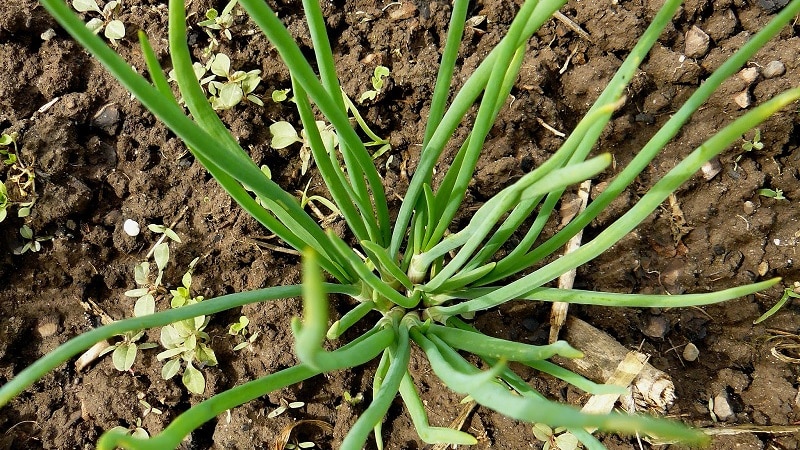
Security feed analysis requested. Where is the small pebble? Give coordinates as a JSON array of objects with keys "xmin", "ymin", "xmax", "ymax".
[
  {"xmin": 640, "ymin": 315, "xmax": 670, "ymax": 339},
  {"xmin": 41, "ymin": 28, "xmax": 56, "ymax": 41},
  {"xmin": 684, "ymin": 26, "xmax": 710, "ymax": 58},
  {"xmin": 37, "ymin": 315, "xmax": 61, "ymax": 338},
  {"xmin": 91, "ymin": 103, "xmax": 121, "ymax": 135},
  {"xmin": 758, "ymin": 261, "xmax": 769, "ymax": 276},
  {"xmin": 123, "ymin": 219, "xmax": 140, "ymax": 237},
  {"xmin": 701, "ymin": 158, "xmax": 722, "ymax": 180},
  {"xmin": 734, "ymin": 90, "xmax": 752, "ymax": 108},
  {"xmin": 682, "ymin": 343, "xmax": 699, "ymax": 361},
  {"xmin": 389, "ymin": 2, "xmax": 416, "ymax": 20},
  {"xmin": 713, "ymin": 392, "xmax": 735, "ymax": 420},
  {"xmin": 743, "ymin": 201, "xmax": 755, "ymax": 215},
  {"xmin": 762, "ymin": 60, "xmax": 786, "ymax": 79},
  {"xmin": 757, "ymin": 0, "xmax": 790, "ymax": 13},
  {"xmin": 738, "ymin": 67, "xmax": 759, "ymax": 84}
]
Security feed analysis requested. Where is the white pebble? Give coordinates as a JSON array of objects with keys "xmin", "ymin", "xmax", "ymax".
[
  {"xmin": 683, "ymin": 343, "xmax": 700, "ymax": 361},
  {"xmin": 123, "ymin": 219, "xmax": 140, "ymax": 237}
]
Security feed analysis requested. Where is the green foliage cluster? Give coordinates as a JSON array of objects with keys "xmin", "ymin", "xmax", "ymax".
[
  {"xmin": 71, "ymin": 0, "xmax": 125, "ymax": 45},
  {"xmin": 0, "ymin": 132, "xmax": 36, "ymax": 224},
  {"xmin": 5, "ymin": 1, "xmax": 800, "ymax": 449}
]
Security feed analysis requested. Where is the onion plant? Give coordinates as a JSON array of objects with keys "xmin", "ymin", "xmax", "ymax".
[{"xmin": 5, "ymin": 0, "xmax": 800, "ymax": 448}]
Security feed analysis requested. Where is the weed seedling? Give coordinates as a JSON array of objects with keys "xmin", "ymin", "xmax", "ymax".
[
  {"xmin": 341, "ymin": 391, "xmax": 364, "ymax": 406},
  {"xmin": 267, "ymin": 398, "xmax": 305, "ymax": 419},
  {"xmin": 197, "ymin": 0, "xmax": 240, "ymax": 54},
  {"xmin": 757, "ymin": 187, "xmax": 786, "ymax": 200},
  {"xmin": 157, "ymin": 261, "xmax": 216, "ymax": 394},
  {"xmin": 108, "ymin": 419, "xmax": 149, "ymax": 440},
  {"xmin": 742, "ymin": 128, "xmax": 764, "ymax": 152},
  {"xmin": 124, "ymin": 243, "xmax": 169, "ymax": 315},
  {"xmin": 270, "ymin": 120, "xmax": 337, "ymax": 175},
  {"xmin": 71, "ymin": 0, "xmax": 125, "ymax": 45},
  {"xmin": 272, "ymin": 88, "xmax": 291, "ymax": 102},
  {"xmin": 228, "ymin": 315, "xmax": 260, "ymax": 351},
  {"xmin": 735, "ymin": 128, "xmax": 765, "ymax": 170},
  {"xmin": 137, "ymin": 392, "xmax": 163, "ymax": 418},
  {"xmin": 207, "ymin": 53, "xmax": 263, "ymax": 109},
  {"xmin": 99, "ymin": 329, "xmax": 158, "ymax": 372},
  {"xmin": 0, "ymin": 133, "xmax": 18, "ymax": 165},
  {"xmin": 754, "ymin": 281, "xmax": 800, "ymax": 324},
  {"xmin": 358, "ymin": 65, "xmax": 390, "ymax": 103},
  {"xmin": 157, "ymin": 308, "xmax": 217, "ymax": 394},
  {"xmin": 13, "ymin": 225, "xmax": 52, "ymax": 255},
  {"xmin": 0, "ymin": 183, "xmax": 8, "ymax": 223},
  {"xmin": 1, "ymin": 132, "xmax": 36, "ymax": 198},
  {"xmin": 298, "ymin": 180, "xmax": 341, "ymax": 225},
  {"xmin": 533, "ymin": 423, "xmax": 581, "ymax": 450}
]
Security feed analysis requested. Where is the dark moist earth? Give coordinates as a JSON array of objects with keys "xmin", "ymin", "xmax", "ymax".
[{"xmin": 1, "ymin": 0, "xmax": 800, "ymax": 449}]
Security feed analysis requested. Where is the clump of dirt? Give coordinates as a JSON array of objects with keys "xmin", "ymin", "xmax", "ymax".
[{"xmin": 1, "ymin": 0, "xmax": 799, "ymax": 449}]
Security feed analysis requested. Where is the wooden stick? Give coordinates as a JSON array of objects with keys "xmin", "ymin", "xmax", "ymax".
[
  {"xmin": 553, "ymin": 316, "xmax": 675, "ymax": 415},
  {"xmin": 549, "ymin": 179, "xmax": 592, "ymax": 344}
]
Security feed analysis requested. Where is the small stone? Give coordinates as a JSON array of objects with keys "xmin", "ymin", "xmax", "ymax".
[
  {"xmin": 91, "ymin": 103, "xmax": 121, "ymax": 135},
  {"xmin": 41, "ymin": 28, "xmax": 56, "ymax": 41},
  {"xmin": 701, "ymin": 158, "xmax": 722, "ymax": 180},
  {"xmin": 743, "ymin": 201, "xmax": 755, "ymax": 215},
  {"xmin": 684, "ymin": 26, "xmax": 710, "ymax": 58},
  {"xmin": 738, "ymin": 67, "xmax": 759, "ymax": 84},
  {"xmin": 37, "ymin": 315, "xmax": 61, "ymax": 338},
  {"xmin": 734, "ymin": 90, "xmax": 752, "ymax": 109},
  {"xmin": 762, "ymin": 60, "xmax": 786, "ymax": 79},
  {"xmin": 713, "ymin": 392, "xmax": 735, "ymax": 420},
  {"xmin": 640, "ymin": 315, "xmax": 670, "ymax": 339},
  {"xmin": 389, "ymin": 2, "xmax": 416, "ymax": 20},
  {"xmin": 757, "ymin": 0, "xmax": 790, "ymax": 13},
  {"xmin": 683, "ymin": 343, "xmax": 700, "ymax": 361},
  {"xmin": 123, "ymin": 219, "xmax": 140, "ymax": 237}
]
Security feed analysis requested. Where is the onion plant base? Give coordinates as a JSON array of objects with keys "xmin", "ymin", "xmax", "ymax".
[{"xmin": 5, "ymin": 0, "xmax": 800, "ymax": 449}]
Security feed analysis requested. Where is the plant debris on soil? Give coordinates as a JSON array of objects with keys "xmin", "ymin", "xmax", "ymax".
[{"xmin": 1, "ymin": 0, "xmax": 800, "ymax": 449}]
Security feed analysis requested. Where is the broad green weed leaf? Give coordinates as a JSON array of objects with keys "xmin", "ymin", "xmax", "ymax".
[
  {"xmin": 161, "ymin": 358, "xmax": 181, "ymax": 380},
  {"xmin": 358, "ymin": 90, "xmax": 377, "ymax": 103},
  {"xmin": 85, "ymin": 17, "xmax": 104, "ymax": 34},
  {"xmin": 183, "ymin": 363, "xmax": 205, "ymax": 394},
  {"xmin": 19, "ymin": 225, "xmax": 33, "ymax": 240},
  {"xmin": 269, "ymin": 121, "xmax": 301, "ymax": 149},
  {"xmin": 160, "ymin": 326, "xmax": 182, "ymax": 348},
  {"xmin": 214, "ymin": 83, "xmax": 243, "ymax": 110},
  {"xmin": 163, "ymin": 227, "xmax": 181, "ymax": 243},
  {"xmin": 246, "ymin": 94, "xmax": 264, "ymax": 106},
  {"xmin": 124, "ymin": 287, "xmax": 149, "ymax": 297},
  {"xmin": 157, "ymin": 347, "xmax": 184, "ymax": 361},
  {"xmin": 241, "ymin": 71, "xmax": 261, "ymax": 94},
  {"xmin": 233, "ymin": 342, "xmax": 249, "ymax": 351},
  {"xmin": 209, "ymin": 53, "xmax": 231, "ymax": 78},
  {"xmin": 134, "ymin": 294, "xmax": 155, "ymax": 317},
  {"xmin": 134, "ymin": 261, "xmax": 150, "ymax": 285},
  {"xmin": 72, "ymin": 0, "xmax": 101, "ymax": 13},
  {"xmin": 153, "ymin": 242, "xmax": 169, "ymax": 273},
  {"xmin": 271, "ymin": 89, "xmax": 290, "ymax": 102},
  {"xmin": 555, "ymin": 432, "xmax": 579, "ymax": 450},
  {"xmin": 112, "ymin": 343, "xmax": 137, "ymax": 371},
  {"xmin": 105, "ymin": 20, "xmax": 125, "ymax": 41},
  {"xmin": 182, "ymin": 271, "xmax": 192, "ymax": 290},
  {"xmin": 197, "ymin": 343, "xmax": 218, "ymax": 366},
  {"xmin": 184, "ymin": 334, "xmax": 197, "ymax": 350}
]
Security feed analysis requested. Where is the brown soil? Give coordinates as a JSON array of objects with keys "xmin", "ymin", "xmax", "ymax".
[{"xmin": 1, "ymin": 0, "xmax": 800, "ymax": 449}]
